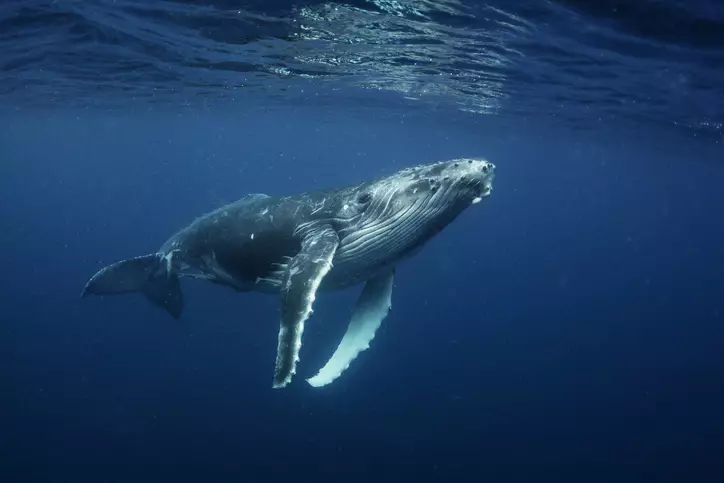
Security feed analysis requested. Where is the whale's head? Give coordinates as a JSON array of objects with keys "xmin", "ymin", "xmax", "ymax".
[{"xmin": 335, "ymin": 158, "xmax": 496, "ymax": 267}]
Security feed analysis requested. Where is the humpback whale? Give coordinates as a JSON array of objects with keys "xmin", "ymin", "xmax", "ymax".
[{"xmin": 82, "ymin": 158, "xmax": 496, "ymax": 388}]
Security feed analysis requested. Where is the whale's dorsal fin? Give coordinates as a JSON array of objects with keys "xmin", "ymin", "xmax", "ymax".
[
  {"xmin": 272, "ymin": 225, "xmax": 339, "ymax": 388},
  {"xmin": 307, "ymin": 269, "xmax": 394, "ymax": 388}
]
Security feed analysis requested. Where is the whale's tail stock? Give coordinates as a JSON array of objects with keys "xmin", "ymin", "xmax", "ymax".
[{"xmin": 81, "ymin": 253, "xmax": 184, "ymax": 319}]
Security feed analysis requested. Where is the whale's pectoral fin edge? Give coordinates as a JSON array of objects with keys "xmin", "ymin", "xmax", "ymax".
[
  {"xmin": 272, "ymin": 225, "xmax": 339, "ymax": 389},
  {"xmin": 307, "ymin": 268, "xmax": 395, "ymax": 388}
]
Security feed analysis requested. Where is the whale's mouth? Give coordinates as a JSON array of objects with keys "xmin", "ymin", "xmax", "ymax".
[
  {"xmin": 482, "ymin": 175, "xmax": 494, "ymax": 196},
  {"xmin": 471, "ymin": 173, "xmax": 494, "ymax": 204}
]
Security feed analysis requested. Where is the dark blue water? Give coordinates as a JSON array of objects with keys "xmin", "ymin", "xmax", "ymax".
[{"xmin": 1, "ymin": 1, "xmax": 723, "ymax": 483}]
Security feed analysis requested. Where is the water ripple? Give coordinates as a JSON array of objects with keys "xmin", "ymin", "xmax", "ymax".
[{"xmin": 1, "ymin": 0, "xmax": 722, "ymax": 136}]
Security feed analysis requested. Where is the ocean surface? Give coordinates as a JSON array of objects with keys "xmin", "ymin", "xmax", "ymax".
[{"xmin": 1, "ymin": 1, "xmax": 723, "ymax": 482}]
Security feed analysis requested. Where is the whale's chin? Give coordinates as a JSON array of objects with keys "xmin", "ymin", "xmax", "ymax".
[{"xmin": 471, "ymin": 179, "xmax": 493, "ymax": 204}]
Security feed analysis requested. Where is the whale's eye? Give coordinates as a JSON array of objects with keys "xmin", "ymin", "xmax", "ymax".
[{"xmin": 357, "ymin": 192, "xmax": 372, "ymax": 204}]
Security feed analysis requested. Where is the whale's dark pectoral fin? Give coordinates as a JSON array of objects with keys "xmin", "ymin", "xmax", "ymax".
[
  {"xmin": 82, "ymin": 253, "xmax": 184, "ymax": 320},
  {"xmin": 273, "ymin": 226, "xmax": 340, "ymax": 389},
  {"xmin": 307, "ymin": 269, "xmax": 394, "ymax": 388}
]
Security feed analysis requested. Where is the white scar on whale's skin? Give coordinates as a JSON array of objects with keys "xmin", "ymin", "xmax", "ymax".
[{"xmin": 81, "ymin": 158, "xmax": 497, "ymax": 389}]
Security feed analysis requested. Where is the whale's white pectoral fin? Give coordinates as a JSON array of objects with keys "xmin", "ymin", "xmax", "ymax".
[
  {"xmin": 273, "ymin": 226, "xmax": 339, "ymax": 389},
  {"xmin": 307, "ymin": 268, "xmax": 395, "ymax": 388}
]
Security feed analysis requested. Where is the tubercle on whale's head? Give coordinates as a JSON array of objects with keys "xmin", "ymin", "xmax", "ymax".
[
  {"xmin": 433, "ymin": 158, "xmax": 495, "ymax": 204},
  {"xmin": 358, "ymin": 157, "xmax": 496, "ymax": 211},
  {"xmin": 384, "ymin": 157, "xmax": 496, "ymax": 208},
  {"xmin": 344, "ymin": 158, "xmax": 496, "ymax": 219},
  {"xmin": 337, "ymin": 157, "xmax": 496, "ymax": 255}
]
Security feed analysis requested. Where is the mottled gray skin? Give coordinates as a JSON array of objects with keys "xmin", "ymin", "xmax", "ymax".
[
  {"xmin": 160, "ymin": 158, "xmax": 495, "ymax": 295},
  {"xmin": 82, "ymin": 157, "xmax": 496, "ymax": 388}
]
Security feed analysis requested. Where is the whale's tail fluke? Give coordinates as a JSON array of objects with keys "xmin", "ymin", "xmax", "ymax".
[{"xmin": 81, "ymin": 253, "xmax": 184, "ymax": 319}]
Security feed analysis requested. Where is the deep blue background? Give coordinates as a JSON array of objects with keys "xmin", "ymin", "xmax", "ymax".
[
  {"xmin": 3, "ymin": 0, "xmax": 724, "ymax": 481},
  {"xmin": 1, "ymin": 106, "xmax": 723, "ymax": 482}
]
